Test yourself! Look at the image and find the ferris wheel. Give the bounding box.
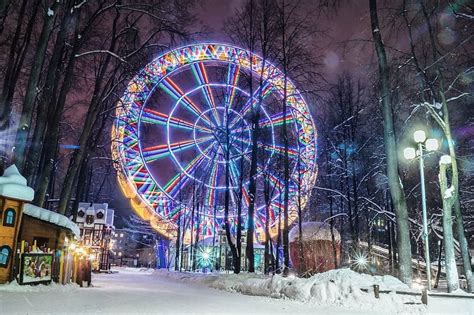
[112,43,317,242]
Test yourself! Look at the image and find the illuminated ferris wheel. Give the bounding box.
[112,43,317,242]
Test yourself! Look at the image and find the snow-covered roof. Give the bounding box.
[289,221,341,242]
[0,165,34,201]
[23,203,80,237]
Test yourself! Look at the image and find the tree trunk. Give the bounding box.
[417,0,473,292]
[369,0,412,285]
[434,240,442,289]
[0,0,41,131]
[14,1,59,169]
[297,153,305,275]
[57,8,121,215]
[453,199,473,292]
[71,157,89,221]
[34,12,83,207]
[438,79,472,292]
[23,1,75,182]
[175,213,181,271]
[328,163,338,268]
[0,0,11,34]
[0,0,27,130]
[223,101,239,272]
[275,188,282,273]
[439,161,460,292]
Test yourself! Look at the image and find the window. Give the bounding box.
[33,237,49,249]
[86,215,94,224]
[77,210,85,218]
[3,208,15,227]
[96,211,104,219]
[0,246,11,268]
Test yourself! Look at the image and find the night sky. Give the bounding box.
[110,0,372,224]
[109,0,473,226]
[194,0,373,79]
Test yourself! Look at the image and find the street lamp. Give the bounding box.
[404,130,439,291]
[439,154,452,165]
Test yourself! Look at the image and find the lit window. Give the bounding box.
[0,246,11,267]
[3,208,15,227]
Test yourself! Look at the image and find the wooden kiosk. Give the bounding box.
[0,165,34,283]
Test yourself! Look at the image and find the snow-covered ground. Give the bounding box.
[0,268,472,314]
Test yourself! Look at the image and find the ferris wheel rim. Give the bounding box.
[113,42,318,240]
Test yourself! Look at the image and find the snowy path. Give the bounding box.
[0,270,365,315]
[0,269,472,314]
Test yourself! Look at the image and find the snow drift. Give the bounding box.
[155,268,424,313]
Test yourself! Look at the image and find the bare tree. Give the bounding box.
[369,0,412,285]
[14,0,60,169]
[399,0,473,291]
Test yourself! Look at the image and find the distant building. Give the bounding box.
[174,230,265,272]
[75,203,115,271]
[109,229,159,268]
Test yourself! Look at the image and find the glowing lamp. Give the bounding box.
[413,130,426,143]
[440,155,452,165]
[425,138,439,151]
[403,147,416,160]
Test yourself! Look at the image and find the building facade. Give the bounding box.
[75,203,114,271]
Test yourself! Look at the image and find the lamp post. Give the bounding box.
[403,130,439,291]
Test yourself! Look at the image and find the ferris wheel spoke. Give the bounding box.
[228,138,250,158]
[161,77,211,125]
[204,147,222,207]
[191,62,221,125]
[228,159,241,186]
[228,159,250,208]
[233,137,298,159]
[239,151,284,190]
[163,173,191,200]
[225,63,240,110]
[205,155,220,207]
[234,112,294,133]
[262,169,285,192]
[240,184,251,208]
[142,108,212,133]
[260,112,294,128]
[163,143,214,197]
[261,142,298,158]
[230,80,274,127]
[143,136,213,163]
[229,135,254,156]
[229,145,249,160]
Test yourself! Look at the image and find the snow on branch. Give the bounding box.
[446,93,470,103]
[418,102,446,130]
[75,50,127,63]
